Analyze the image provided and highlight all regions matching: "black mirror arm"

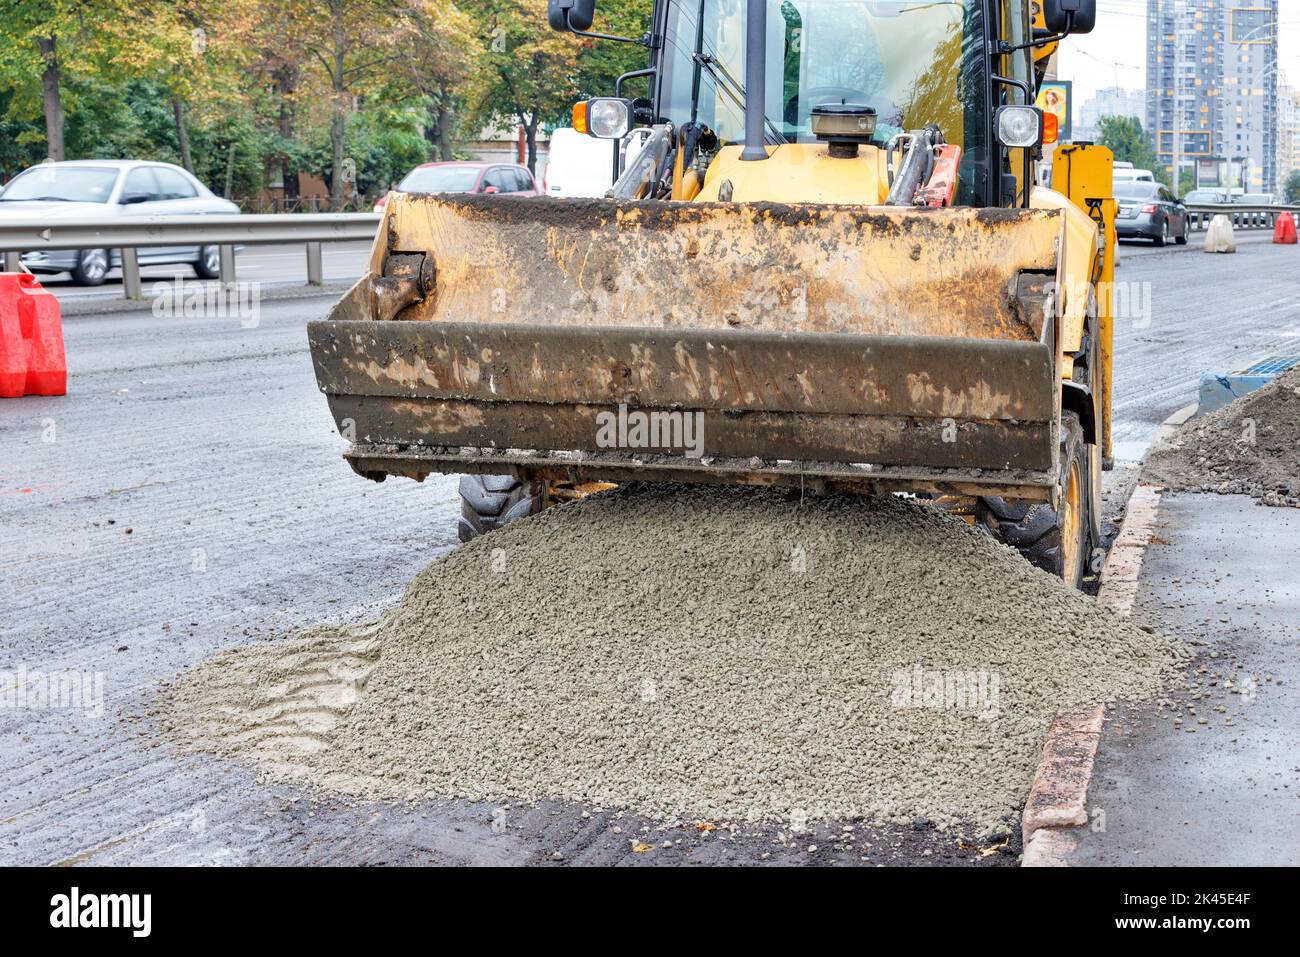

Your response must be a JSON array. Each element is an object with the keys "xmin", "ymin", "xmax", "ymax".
[
  {"xmin": 993, "ymin": 12, "xmax": 1073, "ymax": 55},
  {"xmin": 615, "ymin": 67, "xmax": 656, "ymax": 99},
  {"xmin": 565, "ymin": 10, "xmax": 659, "ymax": 47}
]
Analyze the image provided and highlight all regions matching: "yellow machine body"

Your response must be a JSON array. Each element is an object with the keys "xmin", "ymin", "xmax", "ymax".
[{"xmin": 307, "ymin": 4, "xmax": 1116, "ymax": 551}]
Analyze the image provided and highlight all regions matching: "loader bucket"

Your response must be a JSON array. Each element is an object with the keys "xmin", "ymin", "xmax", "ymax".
[{"xmin": 308, "ymin": 194, "xmax": 1064, "ymax": 501}]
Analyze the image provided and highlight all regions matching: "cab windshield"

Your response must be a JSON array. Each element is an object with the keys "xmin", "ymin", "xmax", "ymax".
[
  {"xmin": 661, "ymin": 0, "xmax": 983, "ymax": 146},
  {"xmin": 659, "ymin": 0, "xmax": 987, "ymax": 201}
]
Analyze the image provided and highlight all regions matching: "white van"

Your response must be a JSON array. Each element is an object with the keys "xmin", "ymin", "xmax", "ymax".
[{"xmin": 543, "ymin": 128, "xmax": 617, "ymax": 197}]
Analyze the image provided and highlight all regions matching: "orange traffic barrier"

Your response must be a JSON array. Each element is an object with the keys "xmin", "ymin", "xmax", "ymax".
[
  {"xmin": 0, "ymin": 273, "xmax": 67, "ymax": 398},
  {"xmin": 0, "ymin": 291, "xmax": 23, "ymax": 397},
  {"xmin": 1273, "ymin": 211, "xmax": 1298, "ymax": 245}
]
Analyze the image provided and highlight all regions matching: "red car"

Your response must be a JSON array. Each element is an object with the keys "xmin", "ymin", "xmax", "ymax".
[{"xmin": 373, "ymin": 161, "xmax": 538, "ymax": 210}]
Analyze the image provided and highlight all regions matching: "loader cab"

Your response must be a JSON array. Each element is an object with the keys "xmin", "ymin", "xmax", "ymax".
[
  {"xmin": 548, "ymin": 0, "xmax": 1095, "ymax": 208},
  {"xmin": 653, "ymin": 0, "xmax": 993, "ymax": 205}
]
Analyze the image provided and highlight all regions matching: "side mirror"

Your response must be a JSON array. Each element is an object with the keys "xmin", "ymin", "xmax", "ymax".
[
  {"xmin": 482, "ymin": 185, "xmax": 500, "ymax": 194},
  {"xmin": 120, "ymin": 192, "xmax": 150, "ymax": 205},
  {"xmin": 547, "ymin": 0, "xmax": 596, "ymax": 32},
  {"xmin": 1043, "ymin": 0, "xmax": 1096, "ymax": 34}
]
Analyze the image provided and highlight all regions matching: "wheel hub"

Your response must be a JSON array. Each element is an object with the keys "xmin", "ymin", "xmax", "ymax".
[{"xmin": 82, "ymin": 250, "xmax": 107, "ymax": 280}]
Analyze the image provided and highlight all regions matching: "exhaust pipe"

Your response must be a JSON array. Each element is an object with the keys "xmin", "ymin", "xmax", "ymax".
[{"xmin": 740, "ymin": 0, "xmax": 768, "ymax": 161}]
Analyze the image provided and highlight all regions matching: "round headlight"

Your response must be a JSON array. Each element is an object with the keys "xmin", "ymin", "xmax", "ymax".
[
  {"xmin": 588, "ymin": 99, "xmax": 631, "ymax": 140},
  {"xmin": 997, "ymin": 106, "xmax": 1043, "ymax": 149}
]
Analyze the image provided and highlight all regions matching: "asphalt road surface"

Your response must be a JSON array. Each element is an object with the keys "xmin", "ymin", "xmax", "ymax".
[
  {"xmin": 1108, "ymin": 234, "xmax": 1299, "ymax": 461},
  {"xmin": 2, "ymin": 234, "xmax": 1296, "ymax": 865}
]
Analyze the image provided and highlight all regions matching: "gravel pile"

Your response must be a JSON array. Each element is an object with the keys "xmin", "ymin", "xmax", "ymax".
[
  {"xmin": 157, "ymin": 485, "xmax": 1188, "ymax": 836},
  {"xmin": 1144, "ymin": 366, "xmax": 1300, "ymax": 507}
]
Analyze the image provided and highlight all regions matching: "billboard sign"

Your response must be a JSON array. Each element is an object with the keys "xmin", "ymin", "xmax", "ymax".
[{"xmin": 1036, "ymin": 81, "xmax": 1072, "ymax": 141}]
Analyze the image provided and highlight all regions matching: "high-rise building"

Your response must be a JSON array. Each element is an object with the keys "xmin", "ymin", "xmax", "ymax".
[
  {"xmin": 1277, "ymin": 85, "xmax": 1300, "ymax": 192},
  {"xmin": 1075, "ymin": 88, "xmax": 1147, "ymax": 143},
  {"xmin": 1224, "ymin": 1, "xmax": 1279, "ymax": 193},
  {"xmin": 1146, "ymin": 0, "xmax": 1279, "ymax": 192}
]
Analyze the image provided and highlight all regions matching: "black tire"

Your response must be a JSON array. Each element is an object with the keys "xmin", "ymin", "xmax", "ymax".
[
  {"xmin": 71, "ymin": 248, "xmax": 109, "ymax": 286},
  {"xmin": 977, "ymin": 412, "xmax": 1092, "ymax": 588},
  {"xmin": 1176, "ymin": 218, "xmax": 1189, "ymax": 245},
  {"xmin": 194, "ymin": 245, "xmax": 221, "ymax": 280},
  {"xmin": 1153, "ymin": 218, "xmax": 1168, "ymax": 247},
  {"xmin": 457, "ymin": 474, "xmax": 543, "ymax": 543}
]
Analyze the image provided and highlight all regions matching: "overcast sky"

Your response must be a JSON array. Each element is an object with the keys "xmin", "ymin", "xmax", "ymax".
[{"xmin": 1057, "ymin": 0, "xmax": 1300, "ymax": 104}]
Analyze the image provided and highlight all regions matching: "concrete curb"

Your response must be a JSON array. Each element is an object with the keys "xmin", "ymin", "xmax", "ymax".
[
  {"xmin": 1096, "ymin": 483, "xmax": 1165, "ymax": 618},
  {"xmin": 1022, "ymin": 479, "xmax": 1170, "ymax": 866},
  {"xmin": 1021, "ymin": 705, "xmax": 1106, "ymax": 844},
  {"xmin": 1153, "ymin": 402, "xmax": 1198, "ymax": 441}
]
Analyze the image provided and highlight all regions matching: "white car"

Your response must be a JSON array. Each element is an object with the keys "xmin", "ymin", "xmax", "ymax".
[{"xmin": 0, "ymin": 159, "xmax": 239, "ymax": 285}]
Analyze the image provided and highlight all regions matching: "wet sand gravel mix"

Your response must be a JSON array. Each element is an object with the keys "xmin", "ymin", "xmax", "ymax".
[
  {"xmin": 1145, "ymin": 366, "xmax": 1300, "ymax": 506},
  {"xmin": 157, "ymin": 485, "xmax": 1188, "ymax": 836}
]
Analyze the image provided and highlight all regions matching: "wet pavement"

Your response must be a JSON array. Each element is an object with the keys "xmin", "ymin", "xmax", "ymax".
[
  {"xmin": 2, "ymin": 239, "xmax": 1296, "ymax": 866},
  {"xmin": 1071, "ymin": 491, "xmax": 1300, "ymax": 866},
  {"xmin": 0, "ymin": 294, "xmax": 1019, "ymax": 866}
]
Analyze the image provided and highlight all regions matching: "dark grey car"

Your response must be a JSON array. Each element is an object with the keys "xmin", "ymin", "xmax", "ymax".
[
  {"xmin": 0, "ymin": 160, "xmax": 239, "ymax": 285},
  {"xmin": 1115, "ymin": 181, "xmax": 1189, "ymax": 246}
]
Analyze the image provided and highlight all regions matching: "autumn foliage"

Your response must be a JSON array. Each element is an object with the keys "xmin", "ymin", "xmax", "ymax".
[{"xmin": 0, "ymin": 0, "xmax": 651, "ymax": 208}]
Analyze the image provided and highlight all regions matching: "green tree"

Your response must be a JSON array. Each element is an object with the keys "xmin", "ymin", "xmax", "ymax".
[
  {"xmin": 215, "ymin": 0, "xmax": 318, "ymax": 205},
  {"xmin": 293, "ymin": 0, "xmax": 404, "ymax": 210},
  {"xmin": 463, "ymin": 0, "xmax": 579, "ymax": 173},
  {"xmin": 1284, "ymin": 170, "xmax": 1300, "ymax": 204},
  {"xmin": 388, "ymin": 1, "xmax": 478, "ymax": 163},
  {"xmin": 293, "ymin": 0, "xmax": 464, "ymax": 209},
  {"xmin": 0, "ymin": 1, "xmax": 108, "ymax": 161},
  {"xmin": 0, "ymin": 1, "xmax": 198, "ymax": 162},
  {"xmin": 572, "ymin": 0, "xmax": 654, "ymax": 101},
  {"xmin": 0, "ymin": 89, "xmax": 45, "ymax": 177},
  {"xmin": 0, "ymin": 1, "xmax": 95, "ymax": 161},
  {"xmin": 1096, "ymin": 114, "xmax": 1160, "ymax": 174},
  {"xmin": 301, "ymin": 102, "xmax": 426, "ymax": 197}
]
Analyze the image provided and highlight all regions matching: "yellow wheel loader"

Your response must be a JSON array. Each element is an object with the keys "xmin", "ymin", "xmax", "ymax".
[{"xmin": 308, "ymin": 0, "xmax": 1116, "ymax": 588}]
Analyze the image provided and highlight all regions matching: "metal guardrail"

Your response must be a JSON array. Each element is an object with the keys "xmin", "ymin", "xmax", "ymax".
[
  {"xmin": 4, "ymin": 203, "xmax": 1294, "ymax": 299},
  {"xmin": 1183, "ymin": 203, "xmax": 1300, "ymax": 231},
  {"xmin": 0, "ymin": 213, "xmax": 380, "ymax": 299}
]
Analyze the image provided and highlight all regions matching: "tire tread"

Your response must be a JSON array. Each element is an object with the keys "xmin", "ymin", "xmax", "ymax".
[{"xmin": 457, "ymin": 474, "xmax": 540, "ymax": 542}]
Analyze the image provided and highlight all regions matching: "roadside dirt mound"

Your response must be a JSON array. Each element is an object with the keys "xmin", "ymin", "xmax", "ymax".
[
  {"xmin": 156, "ymin": 485, "xmax": 1188, "ymax": 836},
  {"xmin": 1144, "ymin": 367, "xmax": 1300, "ymax": 507}
]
